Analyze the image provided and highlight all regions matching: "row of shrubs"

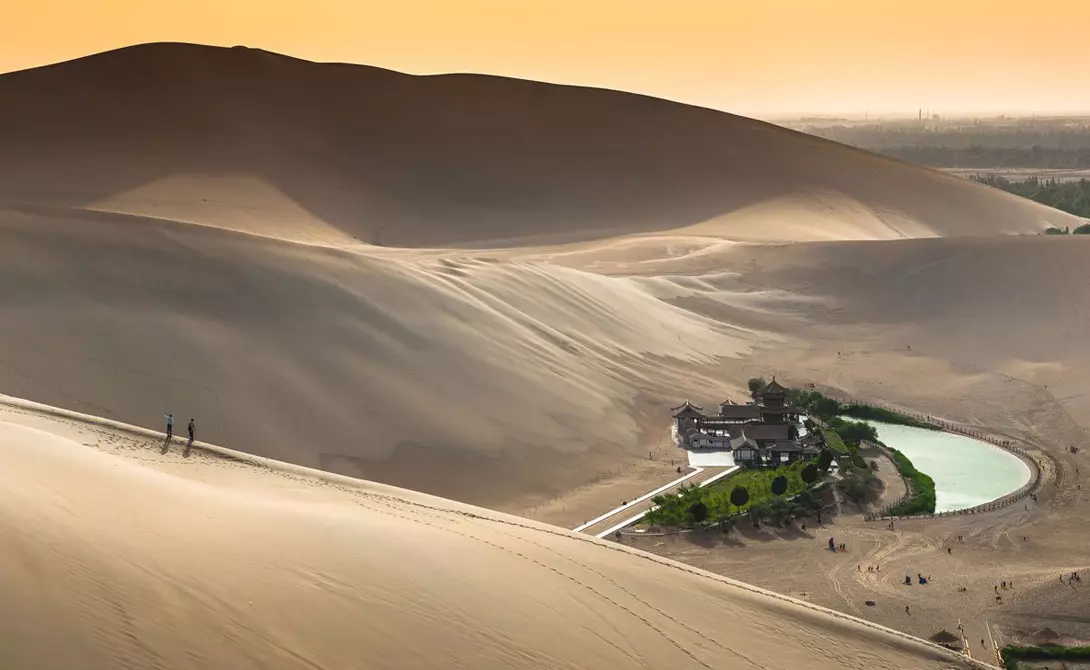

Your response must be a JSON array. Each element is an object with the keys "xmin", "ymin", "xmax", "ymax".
[
  {"xmin": 838, "ymin": 403, "xmax": 940, "ymax": 431},
  {"xmin": 1001, "ymin": 645, "xmax": 1090, "ymax": 669},
  {"xmin": 644, "ymin": 460, "xmax": 820, "ymax": 528},
  {"xmin": 883, "ymin": 447, "xmax": 937, "ymax": 515}
]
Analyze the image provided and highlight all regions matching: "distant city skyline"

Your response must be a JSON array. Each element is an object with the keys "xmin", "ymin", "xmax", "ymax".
[{"xmin": 5, "ymin": 1, "xmax": 1089, "ymax": 119}]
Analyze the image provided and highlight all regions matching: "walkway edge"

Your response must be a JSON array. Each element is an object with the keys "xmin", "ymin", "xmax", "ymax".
[
  {"xmin": 593, "ymin": 465, "xmax": 740, "ymax": 538},
  {"xmin": 571, "ymin": 467, "xmax": 705, "ymax": 532}
]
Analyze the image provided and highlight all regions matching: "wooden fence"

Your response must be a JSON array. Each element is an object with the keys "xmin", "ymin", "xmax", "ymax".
[
  {"xmin": 828, "ymin": 397, "xmax": 1046, "ymax": 521},
  {"xmin": 858, "ymin": 439, "xmax": 914, "ymax": 515}
]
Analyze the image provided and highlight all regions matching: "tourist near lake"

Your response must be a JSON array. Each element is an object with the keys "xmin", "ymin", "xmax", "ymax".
[{"xmin": 848, "ymin": 418, "xmax": 1032, "ymax": 513}]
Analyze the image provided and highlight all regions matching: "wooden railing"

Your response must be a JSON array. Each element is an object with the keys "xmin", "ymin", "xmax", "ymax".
[
  {"xmin": 858, "ymin": 439, "xmax": 914, "ymax": 515},
  {"xmin": 825, "ymin": 397, "xmax": 1046, "ymax": 521}
]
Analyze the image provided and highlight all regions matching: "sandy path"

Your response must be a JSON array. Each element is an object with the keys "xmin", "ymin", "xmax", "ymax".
[{"xmin": 577, "ymin": 467, "xmax": 733, "ymax": 538}]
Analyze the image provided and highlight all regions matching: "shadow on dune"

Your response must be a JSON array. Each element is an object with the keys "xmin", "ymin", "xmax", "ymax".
[{"xmin": 0, "ymin": 43, "xmax": 1076, "ymax": 247}]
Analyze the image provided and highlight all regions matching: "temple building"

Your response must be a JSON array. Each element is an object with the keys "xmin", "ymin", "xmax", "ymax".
[{"xmin": 671, "ymin": 378, "xmax": 821, "ymax": 466}]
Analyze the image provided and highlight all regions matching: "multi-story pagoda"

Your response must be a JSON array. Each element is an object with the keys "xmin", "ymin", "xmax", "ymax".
[{"xmin": 672, "ymin": 377, "xmax": 818, "ymax": 466}]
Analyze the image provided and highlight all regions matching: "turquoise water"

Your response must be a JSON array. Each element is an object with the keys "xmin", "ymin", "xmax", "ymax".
[{"xmin": 846, "ymin": 418, "xmax": 1032, "ymax": 512}]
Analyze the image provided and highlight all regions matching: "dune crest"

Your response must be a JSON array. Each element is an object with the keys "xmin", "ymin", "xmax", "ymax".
[
  {"xmin": 0, "ymin": 42, "xmax": 1078, "ymax": 247},
  {"xmin": 0, "ymin": 397, "xmax": 988, "ymax": 669},
  {"xmin": 2, "ymin": 40, "xmax": 1086, "ymax": 518}
]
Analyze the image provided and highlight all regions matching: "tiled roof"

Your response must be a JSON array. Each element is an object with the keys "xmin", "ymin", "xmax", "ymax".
[
  {"xmin": 740, "ymin": 423, "xmax": 791, "ymax": 441},
  {"xmin": 671, "ymin": 400, "xmax": 704, "ymax": 416},
  {"xmin": 717, "ymin": 404, "xmax": 761, "ymax": 419}
]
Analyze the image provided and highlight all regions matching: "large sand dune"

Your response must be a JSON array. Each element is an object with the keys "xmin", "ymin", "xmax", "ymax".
[
  {"xmin": 0, "ymin": 42, "xmax": 1078, "ymax": 246},
  {"xmin": 0, "ymin": 396, "xmax": 987, "ymax": 669},
  {"xmin": 2, "ymin": 42, "xmax": 1086, "ymax": 517},
  {"xmin": 4, "ymin": 40, "xmax": 1089, "ymax": 660},
  {"xmin": 0, "ymin": 204, "xmax": 755, "ymax": 510}
]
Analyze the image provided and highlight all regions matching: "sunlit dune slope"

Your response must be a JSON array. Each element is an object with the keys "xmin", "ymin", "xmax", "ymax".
[
  {"xmin": 0, "ymin": 42, "xmax": 1076, "ymax": 245},
  {"xmin": 550, "ymin": 232, "xmax": 1090, "ymax": 428},
  {"xmin": 0, "ymin": 401, "xmax": 988, "ymax": 670},
  {"xmin": 0, "ymin": 206, "xmax": 752, "ymax": 510},
  {"xmin": 718, "ymin": 235, "xmax": 1090, "ymax": 375}
]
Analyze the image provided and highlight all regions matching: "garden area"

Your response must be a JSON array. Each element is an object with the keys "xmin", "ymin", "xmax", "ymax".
[
  {"xmin": 780, "ymin": 385, "xmax": 938, "ymax": 516},
  {"xmin": 642, "ymin": 458, "xmax": 827, "ymax": 529},
  {"xmin": 1001, "ymin": 645, "xmax": 1090, "ymax": 669},
  {"xmin": 644, "ymin": 379, "xmax": 934, "ymax": 530},
  {"xmin": 882, "ymin": 448, "xmax": 937, "ymax": 515}
]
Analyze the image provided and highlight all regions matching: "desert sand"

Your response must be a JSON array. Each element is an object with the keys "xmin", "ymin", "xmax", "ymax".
[
  {"xmin": 1, "ymin": 43, "xmax": 1084, "ymax": 515},
  {"xmin": 2, "ymin": 42, "xmax": 1090, "ymax": 663},
  {"xmin": 0, "ymin": 396, "xmax": 988, "ymax": 669}
]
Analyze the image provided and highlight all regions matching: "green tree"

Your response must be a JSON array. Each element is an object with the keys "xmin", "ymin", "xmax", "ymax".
[
  {"xmin": 689, "ymin": 501, "xmax": 709, "ymax": 524},
  {"xmin": 786, "ymin": 388, "xmax": 811, "ymax": 407},
  {"xmin": 747, "ymin": 377, "xmax": 767, "ymax": 394},
  {"xmin": 730, "ymin": 485, "xmax": 750, "ymax": 508},
  {"xmin": 835, "ymin": 420, "xmax": 878, "ymax": 446},
  {"xmin": 801, "ymin": 463, "xmax": 819, "ymax": 484},
  {"xmin": 770, "ymin": 475, "xmax": 788, "ymax": 496},
  {"xmin": 817, "ymin": 449, "xmax": 835, "ymax": 473},
  {"xmin": 811, "ymin": 396, "xmax": 841, "ymax": 421}
]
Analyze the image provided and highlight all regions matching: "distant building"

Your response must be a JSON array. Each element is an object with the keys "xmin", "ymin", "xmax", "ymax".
[{"xmin": 671, "ymin": 377, "xmax": 821, "ymax": 466}]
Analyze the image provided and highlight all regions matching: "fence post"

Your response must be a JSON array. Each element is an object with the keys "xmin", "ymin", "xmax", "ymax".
[{"xmin": 837, "ymin": 393, "xmax": 1044, "ymax": 522}]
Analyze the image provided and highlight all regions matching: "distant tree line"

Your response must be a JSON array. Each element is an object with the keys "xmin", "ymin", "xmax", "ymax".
[
  {"xmin": 799, "ymin": 123, "xmax": 1090, "ymax": 150},
  {"xmin": 793, "ymin": 121, "xmax": 1090, "ymax": 168},
  {"xmin": 879, "ymin": 146, "xmax": 1090, "ymax": 169},
  {"xmin": 971, "ymin": 175, "xmax": 1090, "ymax": 220},
  {"xmin": 838, "ymin": 403, "xmax": 941, "ymax": 431}
]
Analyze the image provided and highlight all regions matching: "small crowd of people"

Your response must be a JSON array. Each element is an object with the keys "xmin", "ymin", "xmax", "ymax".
[{"xmin": 1060, "ymin": 571, "xmax": 1082, "ymax": 586}]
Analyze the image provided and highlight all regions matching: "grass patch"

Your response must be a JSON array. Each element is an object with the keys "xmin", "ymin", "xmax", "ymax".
[
  {"xmin": 822, "ymin": 427, "xmax": 850, "ymax": 455},
  {"xmin": 644, "ymin": 460, "xmax": 817, "ymax": 528},
  {"xmin": 1001, "ymin": 645, "xmax": 1090, "ymax": 669},
  {"xmin": 793, "ymin": 390, "xmax": 937, "ymax": 515},
  {"xmin": 839, "ymin": 403, "xmax": 939, "ymax": 431},
  {"xmin": 883, "ymin": 447, "xmax": 937, "ymax": 516}
]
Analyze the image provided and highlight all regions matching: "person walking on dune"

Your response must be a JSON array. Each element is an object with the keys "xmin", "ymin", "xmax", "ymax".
[
  {"xmin": 165, "ymin": 413, "xmax": 174, "ymax": 440},
  {"xmin": 188, "ymin": 418, "xmax": 195, "ymax": 444}
]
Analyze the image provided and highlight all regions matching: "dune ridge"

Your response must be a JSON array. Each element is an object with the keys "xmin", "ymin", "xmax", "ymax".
[
  {"xmin": 2, "ymin": 42, "xmax": 1087, "ymax": 519},
  {"xmin": 0, "ymin": 204, "xmax": 759, "ymax": 510},
  {"xmin": 0, "ymin": 393, "xmax": 990, "ymax": 669},
  {"xmin": 0, "ymin": 42, "xmax": 1078, "ymax": 247}
]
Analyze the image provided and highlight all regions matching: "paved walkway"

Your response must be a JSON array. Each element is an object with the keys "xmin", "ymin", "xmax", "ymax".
[{"xmin": 575, "ymin": 466, "xmax": 738, "ymax": 538}]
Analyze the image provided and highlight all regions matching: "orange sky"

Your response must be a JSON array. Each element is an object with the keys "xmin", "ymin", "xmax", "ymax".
[{"xmin": 5, "ymin": 0, "xmax": 1089, "ymax": 117}]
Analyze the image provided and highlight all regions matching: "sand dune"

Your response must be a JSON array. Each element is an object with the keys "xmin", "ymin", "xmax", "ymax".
[
  {"xmin": 0, "ymin": 204, "xmax": 754, "ymax": 510},
  {"xmin": 0, "ymin": 397, "xmax": 987, "ymax": 669},
  {"xmin": 2, "ymin": 41, "xmax": 1087, "ymax": 518},
  {"xmin": 3, "ymin": 39, "xmax": 1089, "ymax": 661},
  {"xmin": 0, "ymin": 42, "xmax": 1078, "ymax": 246}
]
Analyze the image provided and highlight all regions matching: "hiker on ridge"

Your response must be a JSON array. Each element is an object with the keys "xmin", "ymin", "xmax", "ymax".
[
  {"xmin": 165, "ymin": 413, "xmax": 174, "ymax": 440},
  {"xmin": 188, "ymin": 418, "xmax": 195, "ymax": 443}
]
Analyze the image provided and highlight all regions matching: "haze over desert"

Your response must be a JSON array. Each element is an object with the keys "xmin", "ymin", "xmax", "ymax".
[{"xmin": 2, "ymin": 34, "xmax": 1089, "ymax": 670}]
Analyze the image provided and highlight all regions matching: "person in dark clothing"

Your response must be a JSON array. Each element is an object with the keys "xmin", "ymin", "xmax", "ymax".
[{"xmin": 187, "ymin": 418, "xmax": 195, "ymax": 443}]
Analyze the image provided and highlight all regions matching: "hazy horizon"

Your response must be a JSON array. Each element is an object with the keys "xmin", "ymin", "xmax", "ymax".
[{"xmin": 6, "ymin": 1, "xmax": 1090, "ymax": 119}]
